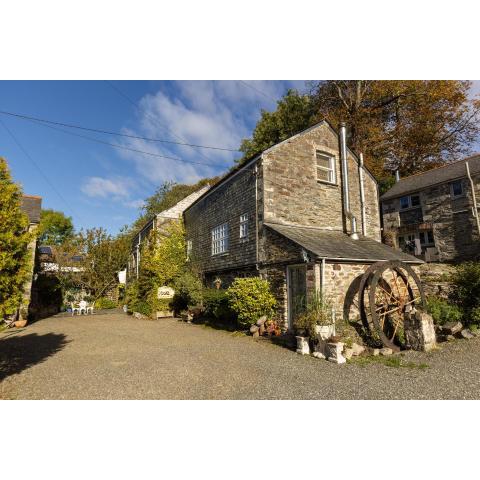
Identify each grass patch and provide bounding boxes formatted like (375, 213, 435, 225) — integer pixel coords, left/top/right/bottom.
(0, 324, 8, 334)
(350, 355, 429, 370)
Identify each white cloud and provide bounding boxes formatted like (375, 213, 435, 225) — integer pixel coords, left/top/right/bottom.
(115, 81, 306, 187)
(81, 176, 132, 199)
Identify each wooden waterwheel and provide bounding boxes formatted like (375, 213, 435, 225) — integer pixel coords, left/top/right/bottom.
(358, 260, 426, 352)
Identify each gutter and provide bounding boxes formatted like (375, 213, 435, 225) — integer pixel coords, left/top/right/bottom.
(359, 153, 367, 236)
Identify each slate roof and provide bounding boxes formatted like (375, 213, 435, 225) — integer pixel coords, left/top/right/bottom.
(21, 195, 42, 224)
(265, 223, 422, 263)
(381, 154, 480, 201)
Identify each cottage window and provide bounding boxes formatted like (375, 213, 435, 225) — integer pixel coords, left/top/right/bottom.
(239, 213, 248, 239)
(400, 194, 420, 209)
(315, 151, 335, 184)
(451, 180, 463, 198)
(211, 223, 229, 255)
(400, 196, 410, 209)
(186, 239, 192, 260)
(420, 230, 434, 245)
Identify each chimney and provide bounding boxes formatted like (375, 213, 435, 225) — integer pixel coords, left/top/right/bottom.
(339, 122, 359, 240)
(395, 170, 400, 183)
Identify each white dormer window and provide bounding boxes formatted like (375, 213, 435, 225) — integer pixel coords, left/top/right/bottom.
(316, 151, 336, 184)
(211, 223, 229, 255)
(239, 213, 248, 239)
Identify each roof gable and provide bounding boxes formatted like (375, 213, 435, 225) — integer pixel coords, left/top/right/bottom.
(381, 154, 480, 201)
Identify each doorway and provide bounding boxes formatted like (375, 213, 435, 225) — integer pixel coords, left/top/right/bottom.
(287, 264, 307, 330)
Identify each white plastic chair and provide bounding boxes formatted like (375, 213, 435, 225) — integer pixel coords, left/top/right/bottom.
(79, 300, 87, 315)
(86, 303, 94, 315)
(71, 302, 80, 316)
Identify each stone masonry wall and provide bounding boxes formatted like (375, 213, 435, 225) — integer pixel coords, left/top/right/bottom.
(382, 174, 480, 261)
(184, 164, 258, 275)
(261, 122, 381, 241)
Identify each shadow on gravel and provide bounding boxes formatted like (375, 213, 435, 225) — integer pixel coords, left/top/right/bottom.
(0, 333, 69, 381)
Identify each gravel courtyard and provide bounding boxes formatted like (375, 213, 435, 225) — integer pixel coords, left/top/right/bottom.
(1, 312, 480, 399)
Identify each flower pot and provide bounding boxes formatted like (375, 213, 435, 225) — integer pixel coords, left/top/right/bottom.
(14, 319, 28, 328)
(314, 323, 335, 341)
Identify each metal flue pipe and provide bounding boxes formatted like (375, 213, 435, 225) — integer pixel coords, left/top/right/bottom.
(339, 122, 359, 239)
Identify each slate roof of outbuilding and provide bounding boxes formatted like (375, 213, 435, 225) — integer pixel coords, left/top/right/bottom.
(265, 223, 422, 263)
(381, 154, 480, 201)
(21, 194, 42, 224)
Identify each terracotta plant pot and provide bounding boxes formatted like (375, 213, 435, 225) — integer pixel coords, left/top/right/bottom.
(14, 319, 28, 328)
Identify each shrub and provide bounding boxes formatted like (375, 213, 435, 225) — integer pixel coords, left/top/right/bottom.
(294, 290, 334, 335)
(450, 262, 480, 323)
(95, 297, 117, 309)
(426, 296, 463, 325)
(226, 277, 276, 327)
(203, 288, 235, 323)
(172, 270, 203, 312)
(134, 300, 152, 317)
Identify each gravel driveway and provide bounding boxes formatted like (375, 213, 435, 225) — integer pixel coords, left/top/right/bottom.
(1, 313, 480, 399)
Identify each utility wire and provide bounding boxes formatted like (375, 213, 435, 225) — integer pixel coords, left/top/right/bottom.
(0, 109, 240, 152)
(104, 81, 222, 165)
(19, 116, 223, 168)
(238, 80, 279, 103)
(0, 118, 85, 222)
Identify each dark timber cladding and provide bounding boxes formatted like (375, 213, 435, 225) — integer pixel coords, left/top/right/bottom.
(183, 120, 420, 329)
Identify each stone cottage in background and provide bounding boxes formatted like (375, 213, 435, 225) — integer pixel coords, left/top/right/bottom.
(183, 121, 420, 331)
(381, 155, 480, 262)
(20, 194, 42, 316)
(128, 185, 210, 280)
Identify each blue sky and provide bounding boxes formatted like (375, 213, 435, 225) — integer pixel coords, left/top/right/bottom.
(1, 80, 479, 234)
(0, 80, 305, 233)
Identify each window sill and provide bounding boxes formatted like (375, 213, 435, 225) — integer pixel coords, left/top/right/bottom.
(316, 180, 338, 187)
(211, 252, 229, 257)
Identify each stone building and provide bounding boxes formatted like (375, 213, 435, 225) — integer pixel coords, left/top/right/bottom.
(127, 185, 210, 280)
(20, 194, 42, 315)
(184, 121, 420, 330)
(381, 155, 480, 262)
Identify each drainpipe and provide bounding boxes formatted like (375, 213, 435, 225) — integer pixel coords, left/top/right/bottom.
(359, 153, 367, 236)
(395, 170, 401, 183)
(320, 258, 326, 296)
(339, 122, 359, 240)
(466, 161, 480, 236)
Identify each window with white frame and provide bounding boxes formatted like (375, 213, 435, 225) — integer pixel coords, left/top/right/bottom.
(315, 150, 336, 184)
(186, 239, 192, 260)
(211, 223, 229, 255)
(239, 213, 248, 239)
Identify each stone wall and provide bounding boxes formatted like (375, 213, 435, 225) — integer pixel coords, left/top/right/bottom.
(418, 263, 455, 299)
(382, 174, 480, 262)
(184, 164, 258, 275)
(261, 122, 381, 241)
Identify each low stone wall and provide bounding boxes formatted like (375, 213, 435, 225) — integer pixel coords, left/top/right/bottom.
(419, 263, 456, 299)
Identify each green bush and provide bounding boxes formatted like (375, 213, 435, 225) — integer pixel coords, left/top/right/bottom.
(203, 288, 235, 323)
(226, 277, 277, 327)
(134, 300, 152, 317)
(95, 297, 117, 309)
(426, 296, 463, 325)
(172, 270, 203, 312)
(450, 262, 480, 323)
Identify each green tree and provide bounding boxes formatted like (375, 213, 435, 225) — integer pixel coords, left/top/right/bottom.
(0, 157, 34, 320)
(132, 177, 219, 232)
(38, 208, 74, 245)
(76, 227, 131, 300)
(239, 81, 480, 177)
(239, 89, 314, 160)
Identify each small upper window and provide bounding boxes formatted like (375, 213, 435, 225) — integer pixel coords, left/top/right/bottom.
(316, 151, 335, 184)
(400, 196, 410, 209)
(451, 180, 463, 198)
(211, 223, 229, 255)
(239, 213, 248, 239)
(410, 195, 420, 207)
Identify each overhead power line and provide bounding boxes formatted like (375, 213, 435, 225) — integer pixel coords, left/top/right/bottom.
(238, 80, 279, 103)
(0, 109, 240, 152)
(104, 81, 223, 165)
(13, 115, 222, 168)
(0, 118, 85, 222)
